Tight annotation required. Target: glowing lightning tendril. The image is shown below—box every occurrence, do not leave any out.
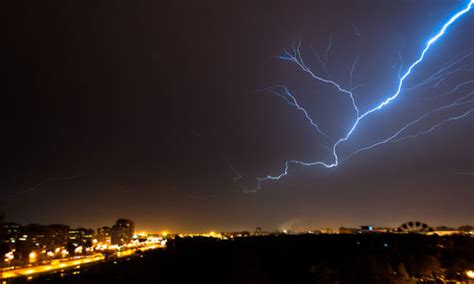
[257,1,474,189]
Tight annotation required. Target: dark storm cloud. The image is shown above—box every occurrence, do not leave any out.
[3,0,473,231]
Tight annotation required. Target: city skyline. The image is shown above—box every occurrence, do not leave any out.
[1,210,473,234]
[2,215,473,282]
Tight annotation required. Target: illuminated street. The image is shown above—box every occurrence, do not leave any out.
[1,242,165,280]
[1,254,104,279]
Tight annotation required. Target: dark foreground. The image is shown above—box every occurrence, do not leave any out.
[6,234,474,284]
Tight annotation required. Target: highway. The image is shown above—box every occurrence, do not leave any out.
[0,243,164,280]
[1,254,104,279]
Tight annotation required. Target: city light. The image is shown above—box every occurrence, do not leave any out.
[0,217,167,280]
[466,270,474,279]
[4,250,15,266]
[1,217,473,282]
[29,251,37,263]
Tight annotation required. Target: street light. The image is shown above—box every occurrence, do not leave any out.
[29,252,37,263]
[466,270,474,279]
[4,251,15,267]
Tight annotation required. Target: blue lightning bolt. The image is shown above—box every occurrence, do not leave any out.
[435,80,474,98]
[257,1,474,189]
[404,51,474,92]
[385,108,474,144]
[342,92,474,162]
[278,40,360,114]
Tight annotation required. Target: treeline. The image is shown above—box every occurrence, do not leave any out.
[162,234,474,283]
[11,234,474,284]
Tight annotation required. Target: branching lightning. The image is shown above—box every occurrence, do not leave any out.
[265,85,331,140]
[257,1,474,189]
[342,92,474,162]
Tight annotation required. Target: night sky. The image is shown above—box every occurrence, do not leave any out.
[3,0,473,232]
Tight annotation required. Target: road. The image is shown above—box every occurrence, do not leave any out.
[0,243,164,280]
[1,254,104,279]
